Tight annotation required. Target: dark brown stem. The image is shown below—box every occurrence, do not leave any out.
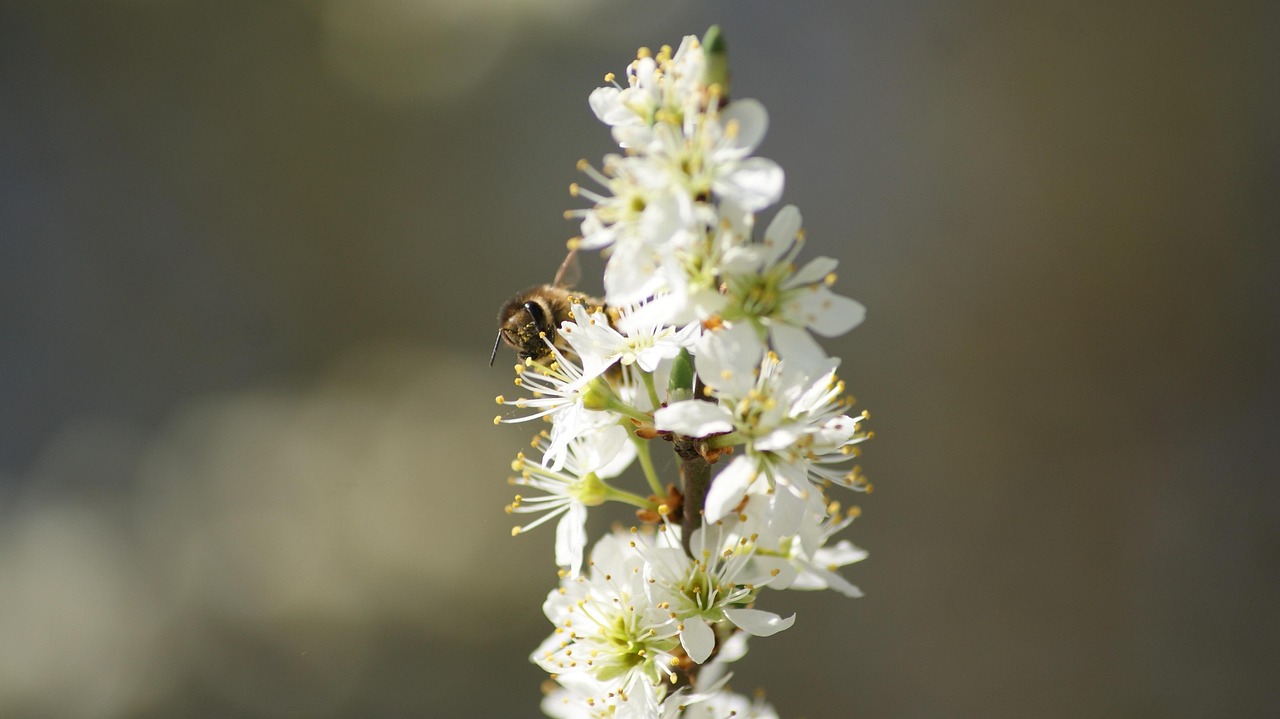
[674,438,710,557]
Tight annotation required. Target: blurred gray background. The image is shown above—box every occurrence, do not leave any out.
[1,1,1277,717]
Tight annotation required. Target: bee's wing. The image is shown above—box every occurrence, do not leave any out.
[552,247,582,289]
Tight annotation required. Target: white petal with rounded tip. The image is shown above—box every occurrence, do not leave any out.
[768,321,829,371]
[655,400,734,437]
[720,98,770,156]
[723,608,795,637]
[786,256,839,289]
[799,290,867,337]
[703,455,757,523]
[714,157,784,212]
[695,323,763,396]
[762,204,802,261]
[590,86,636,127]
[680,618,716,664]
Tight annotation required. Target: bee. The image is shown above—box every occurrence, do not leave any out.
[490,249,602,365]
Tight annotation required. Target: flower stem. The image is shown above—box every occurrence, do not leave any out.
[705,431,745,450]
[630,429,665,497]
[674,437,710,557]
[603,483,656,510]
[641,370,662,411]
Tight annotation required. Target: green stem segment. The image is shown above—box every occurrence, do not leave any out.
[705,432,745,450]
[603,484,655,511]
[630,430,665,497]
[641,371,662,412]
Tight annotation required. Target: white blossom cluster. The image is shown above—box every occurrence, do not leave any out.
[496,30,873,719]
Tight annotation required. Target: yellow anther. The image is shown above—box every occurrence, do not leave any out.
[511,526,522,536]
[493,415,502,425]
[495,394,505,404]
[569,182,581,196]
[603,72,615,83]
[824,272,838,286]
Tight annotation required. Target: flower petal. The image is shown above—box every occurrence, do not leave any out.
[680,618,716,664]
[703,455,757,523]
[768,322,830,371]
[713,157,784,212]
[724,608,795,637]
[795,289,866,337]
[655,400,734,437]
[762,205,802,262]
[719,98,769,157]
[785,255,839,289]
[555,504,588,577]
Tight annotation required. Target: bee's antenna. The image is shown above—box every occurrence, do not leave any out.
[489,329,504,367]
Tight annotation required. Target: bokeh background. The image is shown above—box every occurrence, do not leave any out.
[1,1,1276,717]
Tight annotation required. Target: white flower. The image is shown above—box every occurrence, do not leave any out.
[655,325,864,525]
[738,494,868,598]
[533,532,683,717]
[508,425,637,577]
[562,302,701,373]
[640,522,794,664]
[613,99,783,214]
[572,156,697,255]
[722,205,866,370]
[589,36,710,136]
[495,341,621,471]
